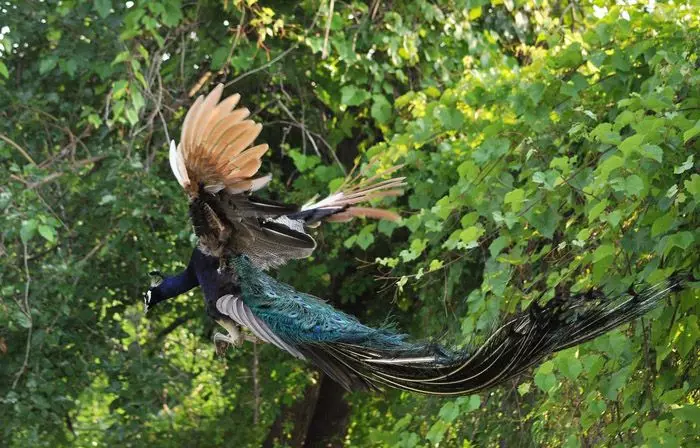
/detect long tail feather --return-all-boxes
[229,255,692,395]
[322,274,690,395]
[293,161,406,225]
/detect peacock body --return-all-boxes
[145,84,692,396]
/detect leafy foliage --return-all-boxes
[1,0,698,446]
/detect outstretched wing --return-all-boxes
[170,84,405,268]
[170,83,271,197]
[170,84,317,262]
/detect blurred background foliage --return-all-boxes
[1,0,699,446]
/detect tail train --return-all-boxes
[227,256,692,395]
[318,274,689,395]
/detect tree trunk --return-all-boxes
[303,375,350,448]
[262,381,321,448]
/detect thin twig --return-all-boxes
[321,0,335,59]
[0,133,36,165]
[12,241,33,389]
[224,45,298,88]
[252,342,261,425]
[222,8,246,77]
[266,119,346,173]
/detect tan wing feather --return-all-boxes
[209,120,254,162]
[190,84,223,150]
[199,91,240,146]
[208,113,252,158]
[224,143,269,173]
[181,96,204,157]
[173,84,269,196]
[216,122,263,166]
[235,157,264,179]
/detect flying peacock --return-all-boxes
[144,84,691,395]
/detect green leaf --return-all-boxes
[624,175,644,197]
[504,188,526,212]
[438,401,459,423]
[287,150,320,172]
[20,219,38,244]
[598,155,624,181]
[59,59,77,76]
[99,194,116,205]
[685,174,700,200]
[527,82,545,105]
[618,133,644,156]
[473,137,510,164]
[674,154,694,174]
[534,369,557,392]
[488,236,509,258]
[468,6,482,20]
[637,144,663,163]
[0,61,8,79]
[651,213,674,237]
[459,226,484,248]
[592,243,614,262]
[662,231,695,256]
[605,210,622,228]
[455,214,475,231]
[672,405,700,425]
[38,224,56,243]
[683,120,700,142]
[14,311,31,329]
[400,238,427,262]
[588,199,608,222]
[340,85,370,107]
[356,227,375,250]
[436,106,464,131]
[532,170,560,190]
[590,123,621,145]
[558,354,583,381]
[517,382,531,396]
[125,107,139,126]
[94,0,112,18]
[537,360,554,375]
[463,394,481,412]
[526,206,560,239]
[39,57,58,75]
[428,259,444,271]
[426,420,447,445]
[458,160,479,179]
[210,47,229,70]
[370,95,392,124]
[677,315,699,357]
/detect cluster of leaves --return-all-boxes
[0,0,697,447]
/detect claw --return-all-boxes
[212,323,262,355]
[213,331,243,347]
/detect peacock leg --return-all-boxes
[213,319,260,347]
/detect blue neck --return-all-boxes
[149,248,226,315]
[190,248,221,305]
[158,270,199,300]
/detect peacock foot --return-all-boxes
[213,319,261,354]
[213,331,260,355]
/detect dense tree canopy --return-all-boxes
[1,0,698,446]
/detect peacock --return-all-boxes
[144,84,691,395]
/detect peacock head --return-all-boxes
[143,271,166,314]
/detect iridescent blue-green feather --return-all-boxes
[218,255,690,395]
